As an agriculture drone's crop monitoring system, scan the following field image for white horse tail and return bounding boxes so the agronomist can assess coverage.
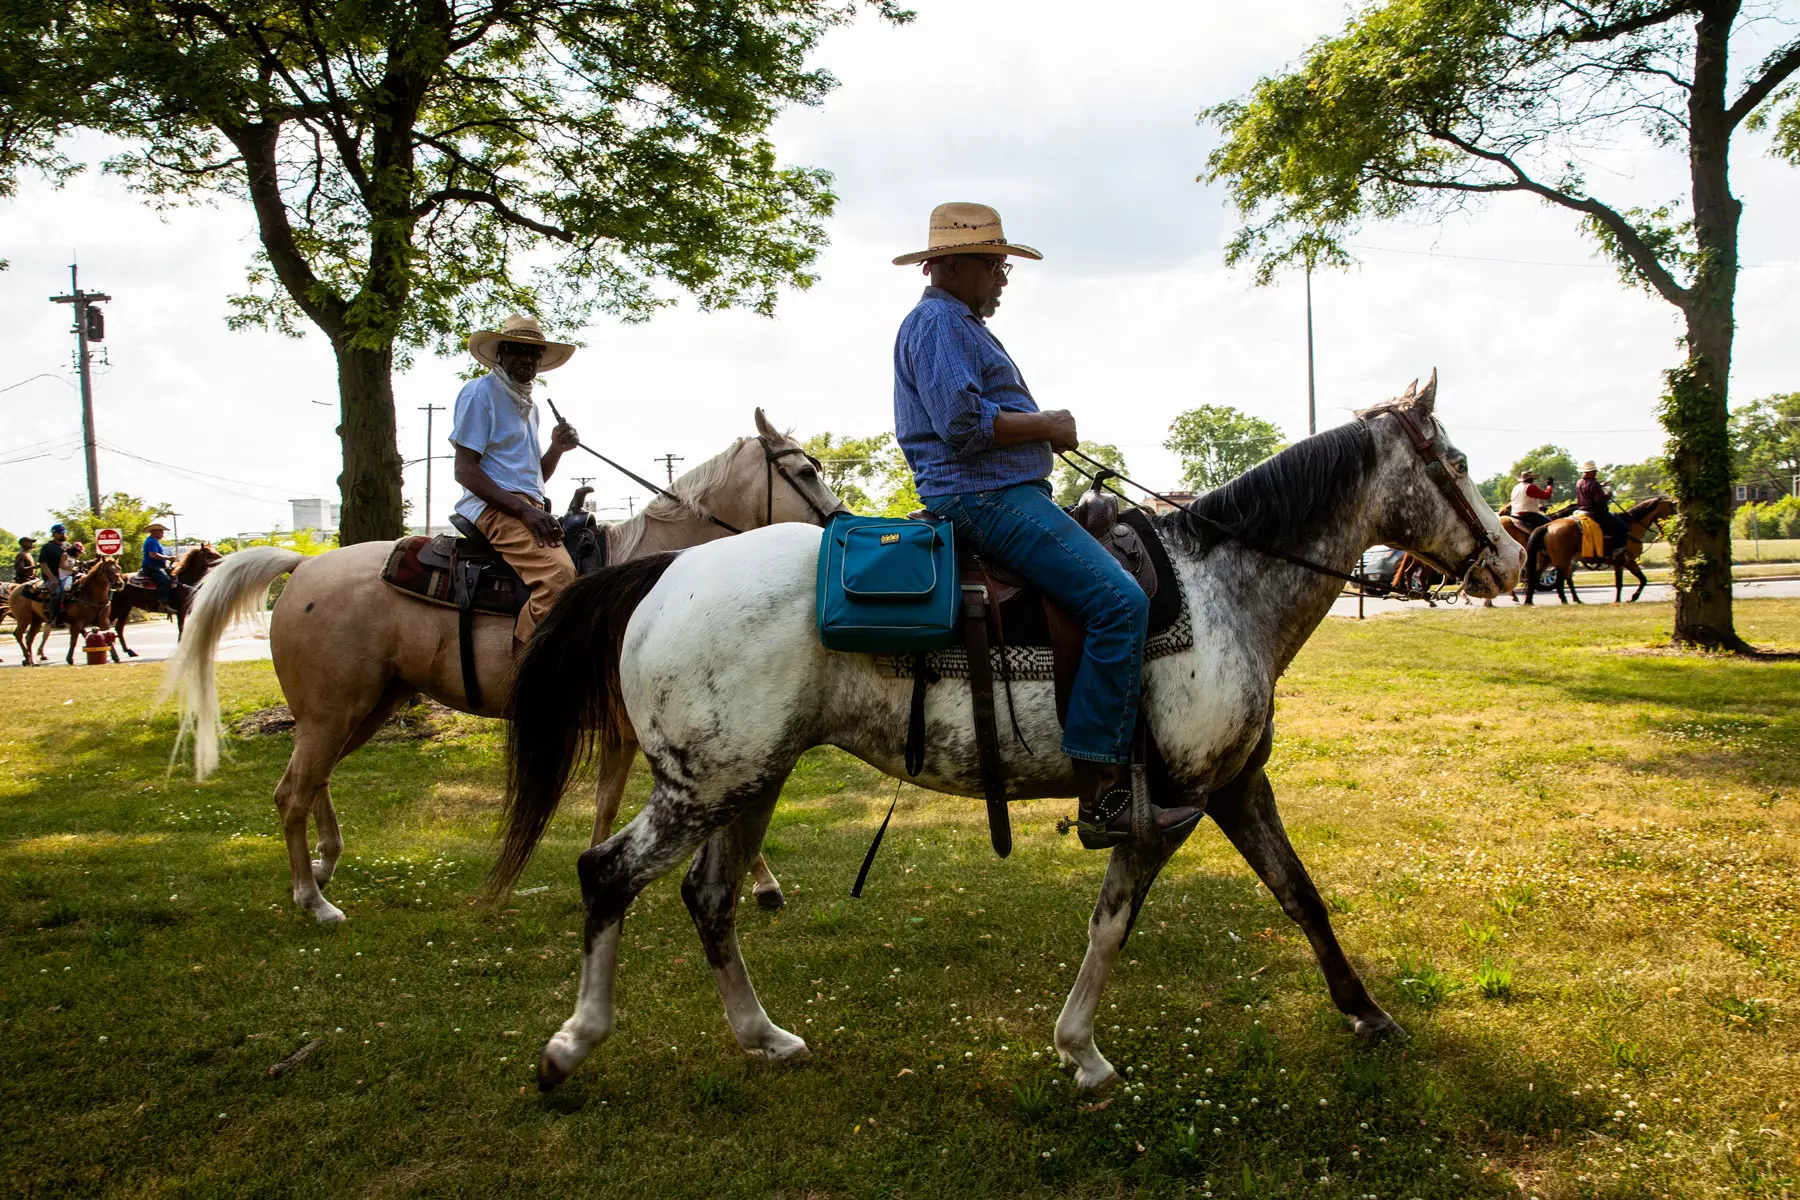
[491,551,681,896]
[160,547,305,780]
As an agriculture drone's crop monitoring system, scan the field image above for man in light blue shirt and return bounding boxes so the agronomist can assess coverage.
[450,315,580,645]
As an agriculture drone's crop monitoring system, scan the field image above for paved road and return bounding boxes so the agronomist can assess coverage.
[1,614,271,670]
[1329,575,1800,618]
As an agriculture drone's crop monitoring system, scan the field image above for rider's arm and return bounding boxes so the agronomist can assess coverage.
[993,411,1077,452]
[539,422,579,481]
[908,308,1013,460]
[453,446,538,521]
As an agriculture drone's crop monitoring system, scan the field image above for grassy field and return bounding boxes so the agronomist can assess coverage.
[2,605,1798,1199]
[1638,539,1800,567]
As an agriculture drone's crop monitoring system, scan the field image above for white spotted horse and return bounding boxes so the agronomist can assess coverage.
[495,374,1522,1092]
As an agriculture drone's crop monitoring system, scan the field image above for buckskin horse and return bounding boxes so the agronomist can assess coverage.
[163,410,846,923]
[493,375,1523,1092]
[5,557,125,665]
[1522,496,1676,604]
[108,543,224,659]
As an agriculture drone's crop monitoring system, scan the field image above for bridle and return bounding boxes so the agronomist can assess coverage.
[758,436,837,527]
[1382,405,1500,585]
[1058,404,1501,597]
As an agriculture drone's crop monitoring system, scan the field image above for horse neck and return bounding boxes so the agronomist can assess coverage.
[1174,468,1382,677]
[604,442,768,560]
[605,507,735,560]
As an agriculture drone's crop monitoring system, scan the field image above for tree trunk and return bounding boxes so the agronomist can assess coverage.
[1665,0,1746,651]
[334,341,405,545]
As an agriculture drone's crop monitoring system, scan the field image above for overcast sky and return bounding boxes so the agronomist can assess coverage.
[2,0,1796,540]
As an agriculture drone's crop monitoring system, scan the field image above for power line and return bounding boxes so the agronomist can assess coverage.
[0,372,76,395]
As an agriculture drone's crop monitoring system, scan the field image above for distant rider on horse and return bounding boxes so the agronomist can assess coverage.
[891,201,1198,849]
[12,536,35,585]
[1577,461,1628,554]
[37,524,71,625]
[1508,470,1554,530]
[141,522,174,606]
[449,314,582,647]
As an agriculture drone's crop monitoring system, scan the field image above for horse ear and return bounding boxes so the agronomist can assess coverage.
[1400,379,1418,401]
[754,407,780,441]
[1415,369,1438,415]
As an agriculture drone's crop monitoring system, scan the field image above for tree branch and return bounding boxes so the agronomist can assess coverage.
[412,187,574,240]
[222,120,348,339]
[1423,125,1691,306]
[1554,1,1695,44]
[1726,37,1800,127]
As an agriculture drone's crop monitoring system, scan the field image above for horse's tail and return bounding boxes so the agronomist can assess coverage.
[490,552,681,897]
[1523,525,1547,596]
[159,547,305,779]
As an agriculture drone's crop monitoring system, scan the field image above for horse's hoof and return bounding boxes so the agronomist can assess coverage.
[753,886,785,911]
[538,1031,596,1090]
[1352,1011,1407,1041]
[1075,1062,1120,1092]
[745,1026,810,1063]
[306,899,346,924]
[124,649,138,658]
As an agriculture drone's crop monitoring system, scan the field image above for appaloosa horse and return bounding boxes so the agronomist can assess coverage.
[1523,496,1676,604]
[494,375,1522,1092]
[109,543,224,658]
[5,557,125,665]
[164,410,846,923]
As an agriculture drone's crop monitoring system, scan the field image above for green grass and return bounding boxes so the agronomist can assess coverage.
[3,603,1800,1197]
[1637,538,1800,567]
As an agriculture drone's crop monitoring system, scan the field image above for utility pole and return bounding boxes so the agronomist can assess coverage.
[159,510,182,548]
[656,453,684,487]
[50,262,110,515]
[622,496,636,517]
[418,403,445,535]
[1304,254,1317,437]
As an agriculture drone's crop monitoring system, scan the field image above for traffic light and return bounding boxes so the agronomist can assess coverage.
[86,306,105,342]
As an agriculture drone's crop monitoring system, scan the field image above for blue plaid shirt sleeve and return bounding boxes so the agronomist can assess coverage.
[907,305,997,459]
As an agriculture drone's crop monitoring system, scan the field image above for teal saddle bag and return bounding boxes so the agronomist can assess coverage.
[815,513,959,653]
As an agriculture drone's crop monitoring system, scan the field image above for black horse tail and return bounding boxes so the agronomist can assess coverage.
[1523,525,1547,598]
[489,552,680,897]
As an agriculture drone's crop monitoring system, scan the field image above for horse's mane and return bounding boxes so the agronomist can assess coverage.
[172,546,204,573]
[607,438,750,560]
[1158,420,1375,558]
[1624,495,1669,524]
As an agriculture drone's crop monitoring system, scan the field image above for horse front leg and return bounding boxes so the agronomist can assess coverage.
[1055,835,1183,1091]
[1625,559,1647,602]
[1209,770,1402,1040]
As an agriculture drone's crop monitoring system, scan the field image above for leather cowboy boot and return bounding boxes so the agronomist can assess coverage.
[1071,760,1201,851]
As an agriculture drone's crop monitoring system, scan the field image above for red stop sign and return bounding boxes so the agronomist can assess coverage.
[95,528,124,556]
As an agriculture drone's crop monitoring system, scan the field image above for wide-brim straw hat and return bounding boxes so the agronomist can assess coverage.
[468,314,576,372]
[145,523,167,534]
[1580,461,1598,473]
[892,202,1043,266]
[1518,471,1537,481]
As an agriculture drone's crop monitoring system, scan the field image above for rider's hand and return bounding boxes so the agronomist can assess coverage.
[520,505,564,547]
[550,421,580,453]
[1042,409,1079,453]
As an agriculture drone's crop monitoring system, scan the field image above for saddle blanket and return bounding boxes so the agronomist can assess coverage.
[874,595,1194,682]
[1576,512,1606,559]
[380,535,525,616]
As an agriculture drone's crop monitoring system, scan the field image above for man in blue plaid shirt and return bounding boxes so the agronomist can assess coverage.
[892,202,1198,850]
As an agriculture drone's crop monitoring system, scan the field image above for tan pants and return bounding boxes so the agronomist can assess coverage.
[477,496,576,644]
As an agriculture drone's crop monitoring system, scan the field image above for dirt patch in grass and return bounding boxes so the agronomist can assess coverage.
[235,698,463,741]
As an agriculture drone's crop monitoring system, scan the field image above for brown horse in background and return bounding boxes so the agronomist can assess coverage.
[5,557,126,664]
[1523,496,1677,604]
[108,543,224,659]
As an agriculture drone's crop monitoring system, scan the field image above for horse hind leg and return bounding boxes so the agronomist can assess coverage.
[1209,769,1401,1040]
[275,728,350,923]
[681,781,806,1060]
[540,777,736,1091]
[1055,832,1187,1092]
[307,681,416,889]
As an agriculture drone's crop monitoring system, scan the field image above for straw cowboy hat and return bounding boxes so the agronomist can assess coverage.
[145,523,167,534]
[1580,461,1598,473]
[468,314,576,372]
[1518,470,1538,482]
[892,202,1043,266]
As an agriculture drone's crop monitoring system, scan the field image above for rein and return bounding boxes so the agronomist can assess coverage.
[1058,407,1496,599]
[542,396,829,536]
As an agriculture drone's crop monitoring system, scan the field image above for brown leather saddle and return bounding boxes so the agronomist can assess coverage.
[901,489,1181,861]
[379,490,606,709]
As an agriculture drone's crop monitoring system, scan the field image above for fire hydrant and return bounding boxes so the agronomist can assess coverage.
[83,628,117,665]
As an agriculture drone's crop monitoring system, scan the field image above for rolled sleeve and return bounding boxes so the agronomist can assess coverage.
[449,378,494,455]
[910,311,995,459]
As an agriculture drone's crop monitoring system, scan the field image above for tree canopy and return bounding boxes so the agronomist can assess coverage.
[1203,0,1800,649]
[1731,391,1800,496]
[1165,405,1286,492]
[48,491,173,571]
[1477,443,1578,508]
[9,0,906,542]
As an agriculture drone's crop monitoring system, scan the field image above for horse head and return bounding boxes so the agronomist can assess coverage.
[656,409,849,532]
[1357,371,1522,600]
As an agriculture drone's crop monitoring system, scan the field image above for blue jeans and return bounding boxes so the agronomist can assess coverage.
[925,481,1148,764]
[145,563,173,604]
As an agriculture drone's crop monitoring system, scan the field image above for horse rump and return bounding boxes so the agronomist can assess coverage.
[491,552,680,896]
